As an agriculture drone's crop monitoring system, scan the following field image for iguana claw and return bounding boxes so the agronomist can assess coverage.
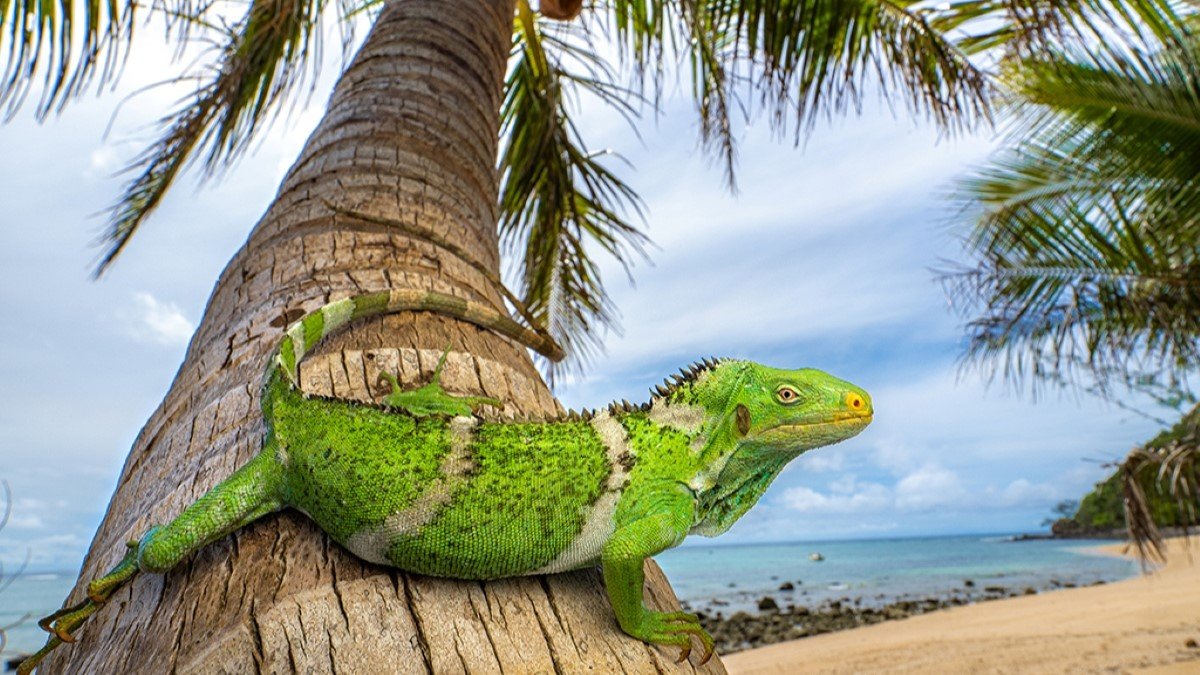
[677,642,716,665]
[671,618,715,665]
[621,608,715,666]
[673,630,715,665]
[675,643,691,663]
[38,604,84,641]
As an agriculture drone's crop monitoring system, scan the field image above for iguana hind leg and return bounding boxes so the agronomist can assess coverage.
[19,449,284,674]
[378,346,502,417]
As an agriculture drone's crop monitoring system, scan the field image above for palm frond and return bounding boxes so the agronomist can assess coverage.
[1121,405,1199,565]
[947,33,1200,392]
[678,0,739,187]
[728,0,992,132]
[95,0,331,275]
[501,4,650,381]
[922,0,1190,58]
[1005,39,1200,185]
[942,205,1200,392]
[600,0,992,176]
[0,0,134,118]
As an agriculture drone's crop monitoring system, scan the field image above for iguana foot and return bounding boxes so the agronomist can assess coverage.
[623,609,715,665]
[377,347,502,417]
[19,541,142,673]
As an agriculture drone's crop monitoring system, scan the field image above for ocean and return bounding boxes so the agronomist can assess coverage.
[1,572,74,664]
[0,534,1138,661]
[656,534,1139,614]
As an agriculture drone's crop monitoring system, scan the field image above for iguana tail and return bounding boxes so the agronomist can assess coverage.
[268,289,564,390]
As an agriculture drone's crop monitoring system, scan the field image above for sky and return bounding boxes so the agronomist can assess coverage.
[0,19,1167,573]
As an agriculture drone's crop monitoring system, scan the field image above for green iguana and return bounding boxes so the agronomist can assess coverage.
[22,289,873,672]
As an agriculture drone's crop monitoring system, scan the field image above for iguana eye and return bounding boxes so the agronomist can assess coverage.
[776,386,800,405]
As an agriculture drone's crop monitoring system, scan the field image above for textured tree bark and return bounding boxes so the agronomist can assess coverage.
[46,1,725,672]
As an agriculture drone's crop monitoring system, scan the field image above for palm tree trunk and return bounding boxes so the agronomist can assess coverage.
[46,1,724,672]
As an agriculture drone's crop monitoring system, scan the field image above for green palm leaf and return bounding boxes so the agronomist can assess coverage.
[501,4,650,380]
[95,0,332,274]
[949,29,1200,392]
[603,0,992,179]
[927,0,1187,53]
[0,0,133,118]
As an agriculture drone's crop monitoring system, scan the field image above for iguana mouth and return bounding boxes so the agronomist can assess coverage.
[759,412,873,436]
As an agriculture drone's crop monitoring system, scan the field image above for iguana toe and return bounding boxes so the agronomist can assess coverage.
[22,544,143,672]
[625,609,714,665]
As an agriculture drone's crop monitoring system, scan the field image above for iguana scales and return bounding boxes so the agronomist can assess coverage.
[22,288,872,672]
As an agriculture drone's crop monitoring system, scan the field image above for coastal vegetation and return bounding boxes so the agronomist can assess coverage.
[1119,404,1199,559]
[1062,474,1182,535]
[1054,407,1199,537]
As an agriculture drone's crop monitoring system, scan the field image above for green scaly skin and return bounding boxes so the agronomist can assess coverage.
[21,290,873,673]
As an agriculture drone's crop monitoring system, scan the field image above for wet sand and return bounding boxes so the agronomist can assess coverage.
[722,538,1199,674]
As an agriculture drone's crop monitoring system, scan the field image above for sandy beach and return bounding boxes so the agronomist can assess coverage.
[722,538,1199,674]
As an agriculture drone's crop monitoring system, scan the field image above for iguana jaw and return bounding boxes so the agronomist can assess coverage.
[755,411,873,447]
[764,408,873,429]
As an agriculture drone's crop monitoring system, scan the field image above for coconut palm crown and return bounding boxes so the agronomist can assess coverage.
[8,0,1185,376]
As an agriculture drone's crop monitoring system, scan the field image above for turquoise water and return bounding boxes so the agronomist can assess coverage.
[1,572,76,663]
[0,535,1138,660]
[656,534,1139,614]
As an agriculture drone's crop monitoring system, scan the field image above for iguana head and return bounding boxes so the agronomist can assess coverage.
[728,362,872,451]
[666,360,873,535]
[672,360,873,451]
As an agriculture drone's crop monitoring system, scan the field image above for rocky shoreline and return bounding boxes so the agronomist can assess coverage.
[690,578,1109,654]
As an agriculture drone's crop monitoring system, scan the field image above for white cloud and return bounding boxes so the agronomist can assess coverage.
[780,464,1057,518]
[126,292,195,346]
[88,145,122,174]
[0,533,89,570]
[7,512,45,529]
[3,497,67,530]
[895,464,967,510]
[778,466,950,516]
[871,438,923,475]
[828,473,860,494]
[995,478,1060,507]
[794,447,848,473]
[782,481,892,515]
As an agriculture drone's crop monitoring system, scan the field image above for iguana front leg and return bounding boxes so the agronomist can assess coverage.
[602,484,715,664]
